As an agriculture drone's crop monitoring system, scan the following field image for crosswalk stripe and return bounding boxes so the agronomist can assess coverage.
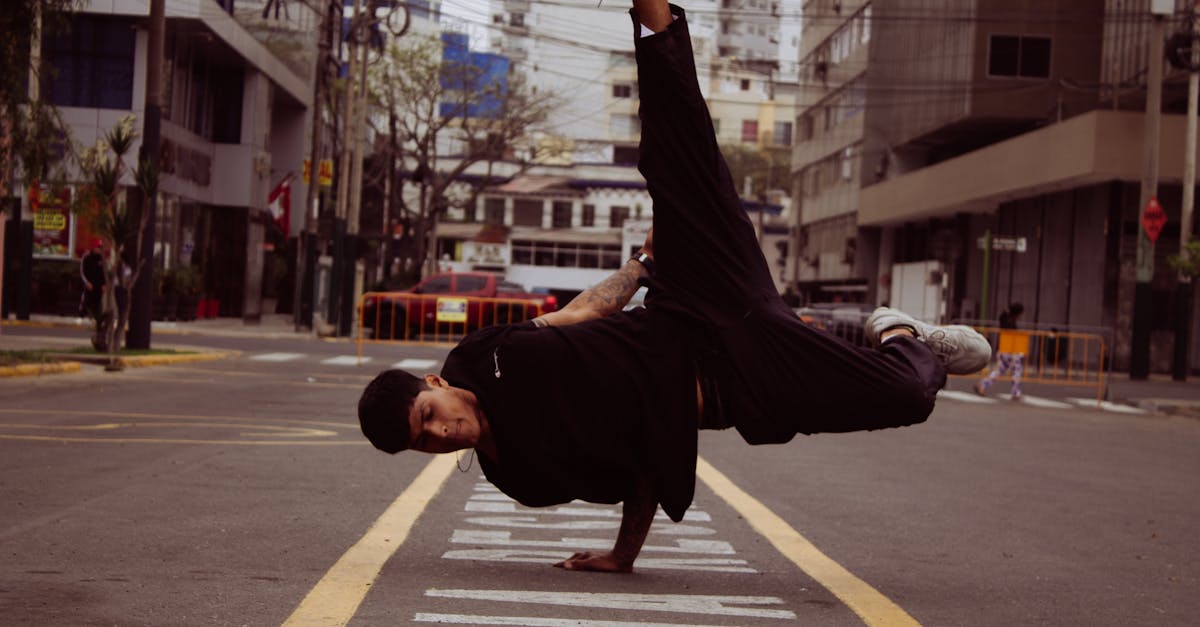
[322,356,369,366]
[249,352,305,362]
[937,390,996,404]
[999,394,1074,409]
[393,358,439,371]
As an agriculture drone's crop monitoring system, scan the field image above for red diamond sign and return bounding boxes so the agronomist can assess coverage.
[1143,197,1166,244]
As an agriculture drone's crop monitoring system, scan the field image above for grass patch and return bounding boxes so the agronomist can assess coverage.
[1,347,194,366]
[61,347,194,357]
[0,350,57,367]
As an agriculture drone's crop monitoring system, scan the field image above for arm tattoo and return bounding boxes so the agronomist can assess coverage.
[575,261,643,318]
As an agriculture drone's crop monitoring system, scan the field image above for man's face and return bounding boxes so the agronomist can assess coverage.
[406,374,481,453]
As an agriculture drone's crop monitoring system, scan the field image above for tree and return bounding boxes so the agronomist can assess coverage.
[0,0,82,196]
[365,34,558,283]
[72,115,156,364]
[719,142,791,200]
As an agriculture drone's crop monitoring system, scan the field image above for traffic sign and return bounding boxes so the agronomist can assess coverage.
[1142,197,1166,244]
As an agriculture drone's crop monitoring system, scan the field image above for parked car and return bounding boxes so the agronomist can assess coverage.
[361,272,558,340]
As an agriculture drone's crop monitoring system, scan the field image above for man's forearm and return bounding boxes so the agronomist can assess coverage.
[611,474,658,569]
[534,256,648,326]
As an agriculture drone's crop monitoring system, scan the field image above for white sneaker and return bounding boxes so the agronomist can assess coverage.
[865,307,992,375]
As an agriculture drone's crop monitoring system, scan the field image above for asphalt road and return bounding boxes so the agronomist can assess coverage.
[1,331,1198,626]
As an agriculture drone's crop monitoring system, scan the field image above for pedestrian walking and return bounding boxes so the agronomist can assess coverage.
[976,303,1026,399]
[79,239,105,321]
[358,0,991,574]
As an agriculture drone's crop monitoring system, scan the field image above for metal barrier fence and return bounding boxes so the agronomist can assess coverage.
[797,308,1109,404]
[969,326,1108,403]
[357,292,550,360]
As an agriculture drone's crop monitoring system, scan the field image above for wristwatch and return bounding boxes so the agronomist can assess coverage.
[630,251,655,275]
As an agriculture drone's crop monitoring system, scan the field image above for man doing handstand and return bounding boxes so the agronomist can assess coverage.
[358,0,991,573]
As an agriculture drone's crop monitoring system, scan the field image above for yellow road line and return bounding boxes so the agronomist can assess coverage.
[283,454,457,627]
[696,456,920,627]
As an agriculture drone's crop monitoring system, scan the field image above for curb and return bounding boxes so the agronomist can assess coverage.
[0,361,83,378]
[53,351,238,369]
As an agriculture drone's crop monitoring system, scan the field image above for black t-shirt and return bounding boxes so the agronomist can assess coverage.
[440,307,699,522]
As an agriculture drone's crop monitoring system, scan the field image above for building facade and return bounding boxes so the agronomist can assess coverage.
[17,0,314,321]
[794,0,1200,372]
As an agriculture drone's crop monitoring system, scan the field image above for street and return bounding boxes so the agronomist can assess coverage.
[1,328,1198,626]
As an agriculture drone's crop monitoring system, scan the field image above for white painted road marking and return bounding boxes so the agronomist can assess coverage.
[998,394,1074,409]
[1067,398,1148,414]
[321,355,369,366]
[439,549,756,573]
[449,529,735,554]
[414,613,734,626]
[393,358,439,370]
[937,390,996,404]
[249,352,304,362]
[424,590,796,620]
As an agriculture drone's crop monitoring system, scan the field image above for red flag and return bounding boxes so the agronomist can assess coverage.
[267,175,291,235]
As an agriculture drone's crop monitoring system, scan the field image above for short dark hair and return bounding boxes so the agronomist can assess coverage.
[1009,302,1025,316]
[358,370,430,453]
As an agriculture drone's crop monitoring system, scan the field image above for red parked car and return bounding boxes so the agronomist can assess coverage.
[361,272,558,340]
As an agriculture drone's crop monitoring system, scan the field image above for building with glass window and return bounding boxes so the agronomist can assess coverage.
[24,0,316,321]
[789,0,872,302]
[792,0,1200,372]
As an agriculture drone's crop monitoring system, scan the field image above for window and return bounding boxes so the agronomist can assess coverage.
[609,113,640,137]
[510,12,525,27]
[842,147,855,180]
[798,114,813,141]
[741,120,759,143]
[417,276,452,294]
[740,79,751,91]
[511,241,623,269]
[484,197,506,225]
[988,35,1051,78]
[513,199,543,227]
[773,121,793,147]
[552,201,572,228]
[581,204,596,227]
[612,83,633,98]
[612,146,638,165]
[456,275,488,292]
[43,15,135,109]
[610,206,630,228]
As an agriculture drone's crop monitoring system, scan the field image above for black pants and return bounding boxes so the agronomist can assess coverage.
[633,7,946,444]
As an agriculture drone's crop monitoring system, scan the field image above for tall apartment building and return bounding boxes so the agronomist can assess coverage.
[789,0,872,301]
[792,0,1199,372]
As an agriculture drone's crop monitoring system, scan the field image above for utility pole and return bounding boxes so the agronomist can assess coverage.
[329,0,363,336]
[295,0,335,331]
[1174,2,1200,380]
[1132,4,1170,380]
[127,0,165,349]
